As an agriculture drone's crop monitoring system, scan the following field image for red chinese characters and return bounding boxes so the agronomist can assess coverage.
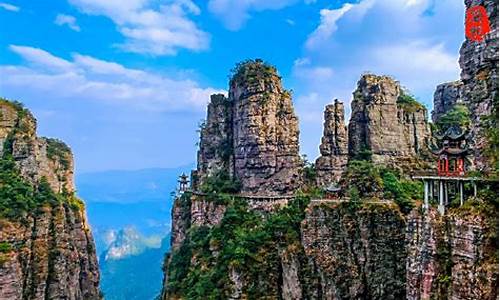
[465,5,491,42]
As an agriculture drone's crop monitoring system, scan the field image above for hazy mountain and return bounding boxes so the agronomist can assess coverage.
[102,227,163,261]
[76,167,190,300]
[100,234,171,300]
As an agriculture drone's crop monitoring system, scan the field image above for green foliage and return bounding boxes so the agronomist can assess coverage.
[343,160,422,213]
[300,155,318,194]
[344,160,383,196]
[0,242,12,253]
[0,152,82,220]
[0,155,36,219]
[229,59,278,86]
[436,104,471,130]
[45,138,71,170]
[353,147,372,161]
[166,196,311,299]
[456,186,499,266]
[381,169,422,213]
[397,91,425,113]
[200,170,241,195]
[480,94,499,177]
[435,226,453,296]
[0,98,29,116]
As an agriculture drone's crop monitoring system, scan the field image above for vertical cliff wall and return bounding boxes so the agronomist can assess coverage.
[407,207,498,300]
[432,0,498,171]
[194,60,301,195]
[315,100,348,187]
[231,61,301,195]
[194,94,233,188]
[0,100,100,300]
[348,74,431,166]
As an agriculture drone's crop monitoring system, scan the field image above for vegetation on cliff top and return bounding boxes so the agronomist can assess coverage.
[343,159,422,214]
[397,90,425,113]
[229,59,278,86]
[0,97,30,117]
[165,192,408,299]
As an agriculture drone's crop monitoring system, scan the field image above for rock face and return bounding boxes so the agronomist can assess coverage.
[0,100,100,300]
[406,208,498,300]
[431,81,464,123]
[348,74,431,165]
[0,206,100,300]
[231,63,301,195]
[194,94,233,187]
[0,102,74,193]
[300,202,407,299]
[194,60,301,195]
[432,0,498,171]
[162,200,410,300]
[315,100,348,187]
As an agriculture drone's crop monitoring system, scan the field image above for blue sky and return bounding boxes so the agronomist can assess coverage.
[0,0,464,173]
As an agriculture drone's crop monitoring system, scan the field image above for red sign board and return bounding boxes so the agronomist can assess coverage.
[465,5,491,42]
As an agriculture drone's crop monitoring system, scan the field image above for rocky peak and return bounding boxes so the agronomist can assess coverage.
[431,81,464,123]
[195,60,301,195]
[315,99,348,186]
[0,100,74,193]
[348,74,431,165]
[231,60,300,195]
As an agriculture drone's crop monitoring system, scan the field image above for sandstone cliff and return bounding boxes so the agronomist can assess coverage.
[162,197,409,300]
[348,74,431,166]
[432,0,498,172]
[194,59,301,195]
[194,94,233,188]
[315,100,348,187]
[407,207,498,300]
[0,99,100,300]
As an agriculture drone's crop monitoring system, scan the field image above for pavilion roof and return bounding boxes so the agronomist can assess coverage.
[434,125,467,140]
[431,147,469,156]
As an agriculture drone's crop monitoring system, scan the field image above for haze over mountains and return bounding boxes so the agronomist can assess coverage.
[76,166,190,300]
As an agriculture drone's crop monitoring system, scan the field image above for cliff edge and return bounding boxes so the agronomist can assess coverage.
[0,99,101,300]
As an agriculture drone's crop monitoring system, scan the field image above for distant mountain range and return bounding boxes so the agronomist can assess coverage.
[77,166,193,204]
[76,167,191,300]
[100,234,171,300]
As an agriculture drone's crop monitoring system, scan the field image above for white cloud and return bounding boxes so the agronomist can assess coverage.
[306,4,354,49]
[295,65,334,81]
[67,0,209,55]
[293,57,310,67]
[295,0,463,110]
[1,45,224,111]
[369,41,459,90]
[9,45,74,71]
[208,0,299,30]
[373,41,458,73]
[0,2,19,12]
[55,14,81,31]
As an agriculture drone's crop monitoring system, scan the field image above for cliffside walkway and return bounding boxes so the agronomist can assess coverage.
[310,198,392,205]
[412,173,491,215]
[189,190,296,201]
